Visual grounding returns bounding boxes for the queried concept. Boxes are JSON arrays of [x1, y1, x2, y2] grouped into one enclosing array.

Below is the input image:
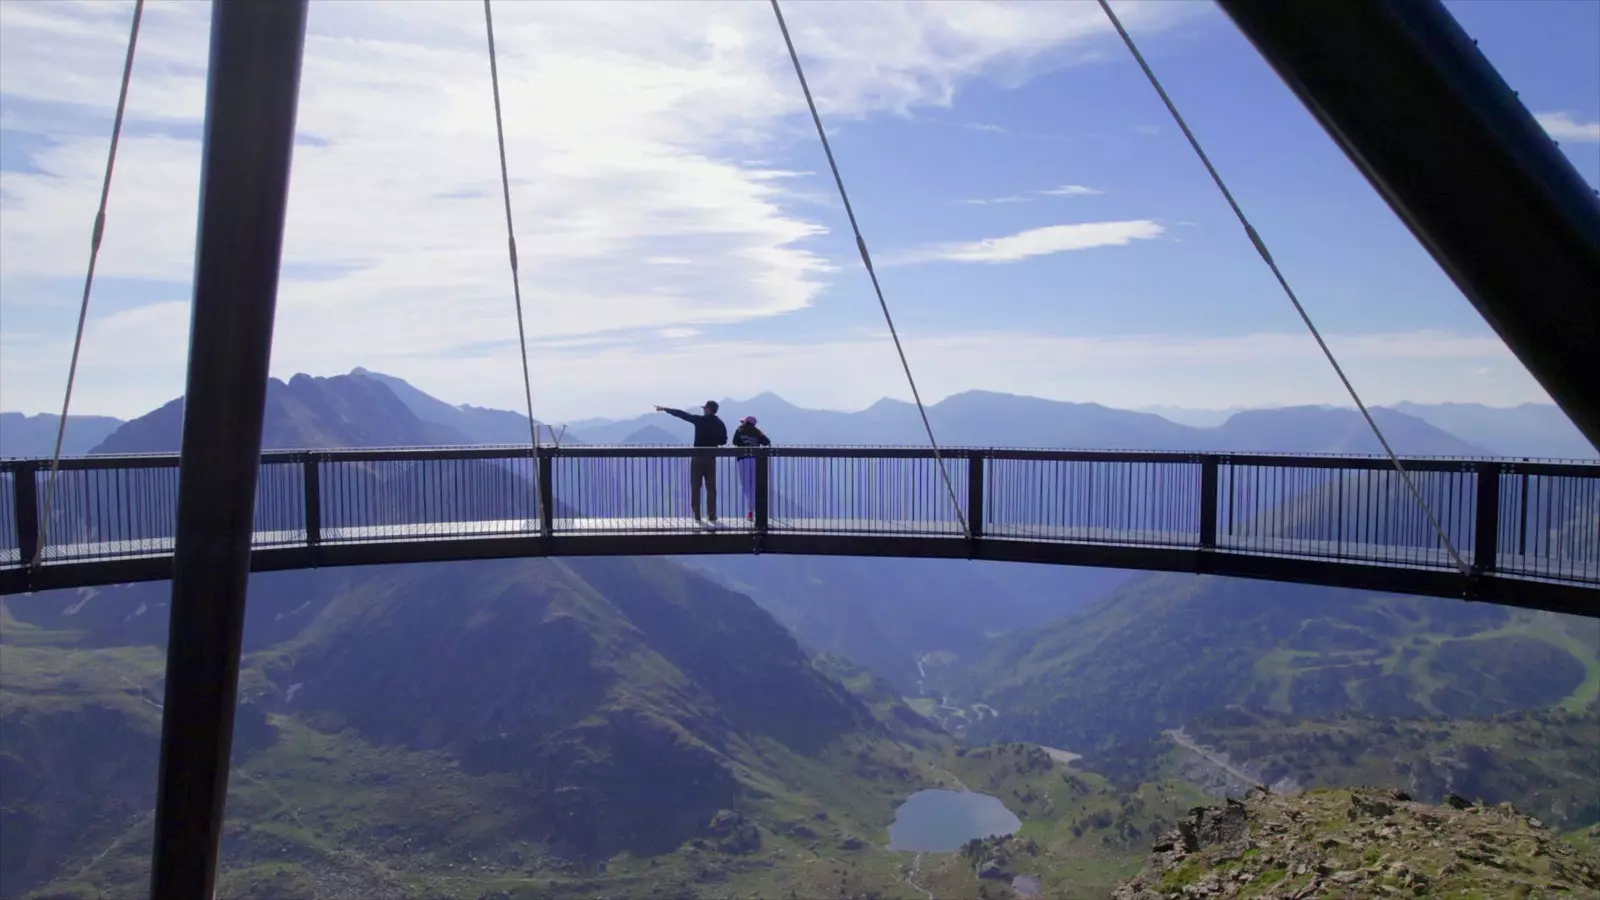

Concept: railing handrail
[[3, 444, 1597, 475], [3, 441, 1597, 610]]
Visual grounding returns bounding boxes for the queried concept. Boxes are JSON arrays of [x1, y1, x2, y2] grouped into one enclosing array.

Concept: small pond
[[887, 789, 1021, 852]]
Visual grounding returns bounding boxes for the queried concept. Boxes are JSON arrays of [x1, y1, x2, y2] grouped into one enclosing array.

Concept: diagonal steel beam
[[1218, 0, 1600, 452], [150, 1, 308, 896]]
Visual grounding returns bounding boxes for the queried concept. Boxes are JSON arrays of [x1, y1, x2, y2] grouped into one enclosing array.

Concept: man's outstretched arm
[[655, 406, 698, 423]]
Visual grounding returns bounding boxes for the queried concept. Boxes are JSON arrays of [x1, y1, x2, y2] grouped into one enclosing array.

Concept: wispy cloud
[[960, 195, 1032, 206], [1, 291, 1546, 418], [1041, 184, 1103, 197], [0, 0, 1200, 414], [1535, 111, 1600, 142], [888, 220, 1163, 265], [961, 122, 1008, 134], [961, 183, 1104, 205]]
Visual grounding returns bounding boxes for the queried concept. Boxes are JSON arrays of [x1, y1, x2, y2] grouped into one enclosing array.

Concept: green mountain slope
[[2, 554, 942, 898], [943, 573, 1599, 758], [1172, 708, 1600, 832]]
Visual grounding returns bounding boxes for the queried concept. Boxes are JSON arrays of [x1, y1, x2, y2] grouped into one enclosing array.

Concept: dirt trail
[[927, 760, 970, 793], [904, 852, 935, 900], [1165, 727, 1272, 789]]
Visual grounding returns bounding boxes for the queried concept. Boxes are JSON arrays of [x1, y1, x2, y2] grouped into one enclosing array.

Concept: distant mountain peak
[[89, 371, 471, 453], [622, 425, 683, 445], [863, 396, 914, 412], [738, 391, 795, 407]]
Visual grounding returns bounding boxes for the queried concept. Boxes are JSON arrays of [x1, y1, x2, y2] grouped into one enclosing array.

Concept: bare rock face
[[706, 809, 761, 855], [1113, 787, 1600, 899]]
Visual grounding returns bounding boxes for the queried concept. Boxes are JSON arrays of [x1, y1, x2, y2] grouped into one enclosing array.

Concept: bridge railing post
[[1199, 455, 1219, 550], [1473, 462, 1501, 574], [13, 461, 41, 568], [966, 452, 984, 541], [537, 446, 554, 538], [754, 449, 770, 537], [302, 453, 322, 550]]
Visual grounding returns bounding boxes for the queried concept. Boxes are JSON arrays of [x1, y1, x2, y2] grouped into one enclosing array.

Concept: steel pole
[[150, 1, 308, 896]]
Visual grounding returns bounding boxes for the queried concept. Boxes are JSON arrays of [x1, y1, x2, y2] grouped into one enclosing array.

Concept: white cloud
[[1534, 111, 1600, 143], [961, 183, 1103, 205], [1041, 184, 1102, 197], [888, 220, 1163, 264], [0, 0, 1197, 412], [960, 194, 1032, 206], [961, 122, 1008, 134], [2, 296, 1542, 420]]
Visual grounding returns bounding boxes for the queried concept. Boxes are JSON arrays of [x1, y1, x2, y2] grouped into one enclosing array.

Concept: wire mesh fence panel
[[32, 464, 182, 563], [769, 452, 968, 536], [252, 460, 306, 547], [320, 453, 539, 544], [1217, 463, 1477, 570], [0, 470, 18, 567], [1498, 469, 1600, 584], [550, 451, 745, 532], [985, 455, 1202, 547]]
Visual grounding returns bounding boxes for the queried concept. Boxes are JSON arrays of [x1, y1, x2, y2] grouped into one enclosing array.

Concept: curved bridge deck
[[2, 445, 1596, 615]]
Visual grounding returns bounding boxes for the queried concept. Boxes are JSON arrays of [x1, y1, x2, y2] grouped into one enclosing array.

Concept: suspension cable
[[1095, 0, 1469, 576], [769, 0, 971, 539], [482, 0, 542, 451], [31, 0, 145, 571]]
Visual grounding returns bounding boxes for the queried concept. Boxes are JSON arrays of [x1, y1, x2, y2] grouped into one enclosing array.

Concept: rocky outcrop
[[706, 809, 761, 855], [1113, 787, 1600, 899]]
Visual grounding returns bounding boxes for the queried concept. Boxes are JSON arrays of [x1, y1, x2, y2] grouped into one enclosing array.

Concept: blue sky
[[1, 0, 1596, 423]]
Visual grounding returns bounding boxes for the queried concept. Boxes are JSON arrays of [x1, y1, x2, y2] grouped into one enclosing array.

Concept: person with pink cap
[[731, 415, 771, 521]]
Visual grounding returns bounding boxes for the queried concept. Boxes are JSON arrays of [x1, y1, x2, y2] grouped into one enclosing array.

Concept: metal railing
[[2, 446, 1596, 600]]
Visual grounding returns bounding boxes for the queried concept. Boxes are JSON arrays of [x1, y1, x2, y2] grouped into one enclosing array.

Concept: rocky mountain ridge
[[1113, 786, 1600, 899]]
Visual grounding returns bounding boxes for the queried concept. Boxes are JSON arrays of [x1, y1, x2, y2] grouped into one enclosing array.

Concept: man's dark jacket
[[663, 408, 728, 448]]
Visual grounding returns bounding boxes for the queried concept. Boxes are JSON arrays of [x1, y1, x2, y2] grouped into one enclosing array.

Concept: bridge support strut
[[149, 3, 308, 898], [1218, 0, 1600, 451]]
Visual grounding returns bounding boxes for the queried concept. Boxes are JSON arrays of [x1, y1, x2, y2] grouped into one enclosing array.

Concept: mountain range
[[1, 374, 948, 898], [9, 370, 1586, 690], [1391, 401, 1597, 459], [568, 389, 1492, 456], [1140, 401, 1595, 459], [0, 412, 123, 458], [3, 370, 1597, 896]]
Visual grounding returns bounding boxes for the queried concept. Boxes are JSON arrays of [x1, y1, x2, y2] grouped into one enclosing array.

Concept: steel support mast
[[149, 2, 308, 896]]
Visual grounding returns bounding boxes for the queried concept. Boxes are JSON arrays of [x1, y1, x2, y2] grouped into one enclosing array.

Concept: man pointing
[[654, 401, 728, 523]]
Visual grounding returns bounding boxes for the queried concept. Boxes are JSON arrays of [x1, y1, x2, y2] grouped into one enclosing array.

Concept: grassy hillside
[[943, 573, 1599, 760], [2, 557, 947, 898], [1175, 707, 1600, 832]]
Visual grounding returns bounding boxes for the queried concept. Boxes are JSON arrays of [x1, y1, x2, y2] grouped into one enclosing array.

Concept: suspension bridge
[[2, 0, 1597, 897]]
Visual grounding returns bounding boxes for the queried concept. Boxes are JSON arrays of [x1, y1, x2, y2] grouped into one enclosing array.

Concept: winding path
[[904, 852, 935, 900], [1166, 727, 1273, 790]]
